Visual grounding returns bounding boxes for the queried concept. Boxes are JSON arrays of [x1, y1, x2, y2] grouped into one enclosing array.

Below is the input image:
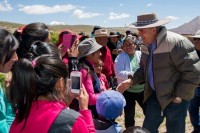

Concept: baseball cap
[[96, 90, 126, 120]]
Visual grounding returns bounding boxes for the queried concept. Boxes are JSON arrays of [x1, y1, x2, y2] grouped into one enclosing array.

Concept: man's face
[[138, 27, 157, 45], [95, 36, 108, 46], [193, 38, 200, 51], [110, 36, 118, 44]]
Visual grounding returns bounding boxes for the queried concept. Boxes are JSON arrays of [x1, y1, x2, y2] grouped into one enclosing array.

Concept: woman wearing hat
[[78, 38, 104, 118], [189, 30, 200, 133], [117, 13, 200, 133]]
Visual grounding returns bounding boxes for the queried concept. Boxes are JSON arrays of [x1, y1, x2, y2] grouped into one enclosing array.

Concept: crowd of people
[[0, 12, 200, 133]]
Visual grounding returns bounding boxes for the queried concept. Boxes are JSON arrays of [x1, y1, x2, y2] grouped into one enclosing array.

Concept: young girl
[[14, 22, 50, 59], [9, 55, 95, 132], [94, 59, 110, 91], [0, 29, 19, 133], [78, 38, 103, 118]]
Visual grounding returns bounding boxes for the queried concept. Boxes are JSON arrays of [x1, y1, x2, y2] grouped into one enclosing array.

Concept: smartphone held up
[[70, 71, 82, 94], [62, 34, 77, 52]]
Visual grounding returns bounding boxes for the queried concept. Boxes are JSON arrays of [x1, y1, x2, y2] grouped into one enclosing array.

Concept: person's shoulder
[[49, 108, 80, 132], [166, 31, 188, 42]]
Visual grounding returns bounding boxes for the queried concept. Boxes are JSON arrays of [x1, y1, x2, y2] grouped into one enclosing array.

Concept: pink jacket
[[98, 73, 110, 90], [9, 100, 95, 133], [80, 68, 101, 105]]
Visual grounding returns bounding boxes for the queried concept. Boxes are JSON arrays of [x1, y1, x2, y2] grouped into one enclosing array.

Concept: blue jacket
[[0, 85, 15, 133]]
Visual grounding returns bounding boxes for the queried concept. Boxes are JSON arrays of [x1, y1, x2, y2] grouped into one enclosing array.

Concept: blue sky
[[0, 0, 199, 29]]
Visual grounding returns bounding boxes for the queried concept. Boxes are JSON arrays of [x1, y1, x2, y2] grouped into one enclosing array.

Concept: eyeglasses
[[194, 38, 200, 41], [123, 43, 135, 47]]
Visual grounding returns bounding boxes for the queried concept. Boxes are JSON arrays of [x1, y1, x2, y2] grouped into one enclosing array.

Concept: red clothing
[[100, 46, 115, 79], [9, 100, 95, 133], [80, 68, 101, 105]]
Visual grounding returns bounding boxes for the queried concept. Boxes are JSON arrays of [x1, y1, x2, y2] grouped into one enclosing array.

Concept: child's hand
[[67, 39, 79, 57], [58, 43, 68, 57], [64, 79, 78, 106], [77, 84, 89, 110]]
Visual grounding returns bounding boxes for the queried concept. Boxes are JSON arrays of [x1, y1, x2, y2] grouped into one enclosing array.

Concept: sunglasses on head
[[194, 38, 200, 41]]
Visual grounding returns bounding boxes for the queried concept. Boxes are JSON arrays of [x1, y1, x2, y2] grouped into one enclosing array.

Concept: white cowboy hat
[[127, 13, 171, 29], [94, 29, 109, 38], [190, 30, 200, 38]]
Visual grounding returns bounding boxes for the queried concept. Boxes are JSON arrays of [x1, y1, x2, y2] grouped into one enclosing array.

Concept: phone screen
[[71, 76, 80, 90]]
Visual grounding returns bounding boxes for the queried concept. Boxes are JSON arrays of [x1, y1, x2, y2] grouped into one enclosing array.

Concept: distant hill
[[0, 21, 133, 35], [0, 21, 23, 33], [170, 16, 200, 35]]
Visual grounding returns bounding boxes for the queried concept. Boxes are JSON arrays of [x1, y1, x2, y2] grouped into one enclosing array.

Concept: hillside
[[170, 16, 200, 35], [0, 21, 23, 33], [0, 21, 131, 35]]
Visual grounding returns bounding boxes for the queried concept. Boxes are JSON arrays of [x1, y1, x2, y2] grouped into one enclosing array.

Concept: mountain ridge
[[170, 16, 200, 35]]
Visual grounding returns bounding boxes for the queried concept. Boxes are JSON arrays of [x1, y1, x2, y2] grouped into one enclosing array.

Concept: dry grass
[[116, 103, 193, 133], [0, 21, 138, 35]]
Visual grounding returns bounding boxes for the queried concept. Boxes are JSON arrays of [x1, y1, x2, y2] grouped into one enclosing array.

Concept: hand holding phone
[[77, 84, 89, 110], [70, 71, 82, 94], [62, 34, 77, 52]]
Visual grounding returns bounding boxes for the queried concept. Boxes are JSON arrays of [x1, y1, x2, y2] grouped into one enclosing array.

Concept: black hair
[[25, 41, 61, 60], [91, 25, 101, 35], [131, 32, 138, 38], [79, 32, 89, 42], [15, 22, 49, 58], [10, 55, 68, 124], [59, 31, 71, 39], [0, 28, 18, 65]]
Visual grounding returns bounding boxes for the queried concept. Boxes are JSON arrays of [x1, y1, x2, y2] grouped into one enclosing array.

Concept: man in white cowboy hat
[[189, 30, 200, 133], [94, 29, 117, 90], [116, 13, 200, 133]]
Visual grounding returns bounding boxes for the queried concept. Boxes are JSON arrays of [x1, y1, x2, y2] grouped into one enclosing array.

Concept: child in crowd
[[56, 29, 82, 111], [14, 22, 50, 59], [94, 90, 126, 133], [9, 54, 95, 133], [0, 29, 18, 133], [78, 38, 103, 118], [94, 59, 110, 91]]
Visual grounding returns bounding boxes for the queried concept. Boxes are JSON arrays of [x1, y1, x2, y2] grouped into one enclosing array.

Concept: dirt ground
[[116, 103, 193, 133]]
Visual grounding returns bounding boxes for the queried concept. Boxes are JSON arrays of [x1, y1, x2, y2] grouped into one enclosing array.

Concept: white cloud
[[0, 0, 12, 12], [50, 21, 65, 25], [166, 16, 179, 20], [73, 9, 103, 19], [146, 3, 152, 7], [119, 3, 124, 7], [108, 12, 130, 20], [18, 4, 76, 14]]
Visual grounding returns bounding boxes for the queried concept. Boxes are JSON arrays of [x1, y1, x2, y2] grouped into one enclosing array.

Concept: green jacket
[[131, 26, 200, 109], [0, 85, 15, 133]]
